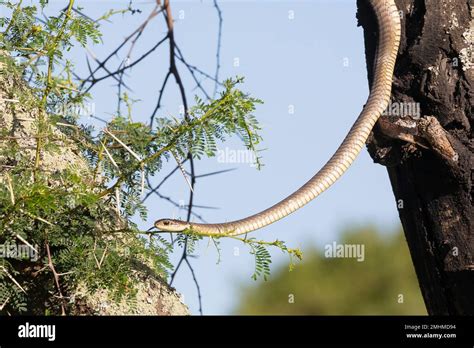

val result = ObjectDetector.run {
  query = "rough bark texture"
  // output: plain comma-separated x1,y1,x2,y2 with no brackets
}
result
357,0,473,315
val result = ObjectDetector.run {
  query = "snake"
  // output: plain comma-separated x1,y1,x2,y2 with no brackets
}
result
155,0,401,236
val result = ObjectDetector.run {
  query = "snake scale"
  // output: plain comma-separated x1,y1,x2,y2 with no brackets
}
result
155,0,401,236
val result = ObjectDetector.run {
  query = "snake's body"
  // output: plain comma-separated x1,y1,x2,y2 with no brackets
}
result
155,0,401,236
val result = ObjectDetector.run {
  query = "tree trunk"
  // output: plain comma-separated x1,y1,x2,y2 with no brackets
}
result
357,0,473,315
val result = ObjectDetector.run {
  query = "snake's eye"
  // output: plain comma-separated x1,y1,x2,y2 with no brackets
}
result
163,220,170,226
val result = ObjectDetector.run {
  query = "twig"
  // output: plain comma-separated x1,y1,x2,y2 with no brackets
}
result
4,173,15,204
15,234,38,254
93,239,108,270
193,167,236,179
171,150,194,193
45,243,66,315
84,45,132,90
101,141,119,169
104,128,141,161
115,187,121,217
23,210,54,226
140,168,145,196
149,70,171,127
0,296,10,311
213,0,223,97
79,4,163,91
0,266,27,294
184,257,203,315
141,164,182,203
82,36,168,92
0,98,19,103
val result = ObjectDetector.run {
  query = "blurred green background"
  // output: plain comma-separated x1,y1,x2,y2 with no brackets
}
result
235,226,427,315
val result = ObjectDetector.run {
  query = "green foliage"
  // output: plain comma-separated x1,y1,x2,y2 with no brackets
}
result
0,0,100,110
235,227,427,315
198,234,301,281
150,77,263,169
251,244,271,281
188,78,263,168
0,263,28,313
237,237,302,281
176,232,203,255
0,0,281,315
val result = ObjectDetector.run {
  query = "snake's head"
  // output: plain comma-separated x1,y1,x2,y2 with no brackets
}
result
154,219,190,232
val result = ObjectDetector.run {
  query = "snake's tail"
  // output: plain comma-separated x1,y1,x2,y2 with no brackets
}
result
174,0,401,236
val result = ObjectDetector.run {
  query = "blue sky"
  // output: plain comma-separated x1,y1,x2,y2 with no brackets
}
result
15,0,401,314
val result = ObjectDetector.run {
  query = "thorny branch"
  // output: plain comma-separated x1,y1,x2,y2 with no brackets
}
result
45,242,66,315
213,0,223,97
73,0,225,315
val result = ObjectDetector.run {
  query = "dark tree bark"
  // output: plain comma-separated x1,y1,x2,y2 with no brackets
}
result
357,0,473,315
